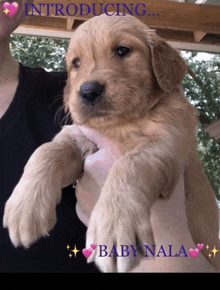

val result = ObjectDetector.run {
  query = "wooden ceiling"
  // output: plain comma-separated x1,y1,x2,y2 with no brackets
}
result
13,0,220,53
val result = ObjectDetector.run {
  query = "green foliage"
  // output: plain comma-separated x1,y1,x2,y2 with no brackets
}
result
181,51,220,199
10,35,69,72
9,35,220,199
197,126,220,199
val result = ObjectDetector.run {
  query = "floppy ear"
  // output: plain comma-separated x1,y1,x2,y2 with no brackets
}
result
146,31,187,93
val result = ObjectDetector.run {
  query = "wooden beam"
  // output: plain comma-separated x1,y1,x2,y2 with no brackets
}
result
169,41,220,53
194,31,207,42
23,15,68,29
13,26,74,39
195,0,208,4
12,0,220,53
155,28,220,44
67,19,75,30
12,25,220,53
30,0,220,34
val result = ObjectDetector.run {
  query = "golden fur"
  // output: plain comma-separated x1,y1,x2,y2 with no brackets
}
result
3,14,220,272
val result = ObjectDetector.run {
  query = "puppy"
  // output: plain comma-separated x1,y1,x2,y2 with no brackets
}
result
3,14,220,272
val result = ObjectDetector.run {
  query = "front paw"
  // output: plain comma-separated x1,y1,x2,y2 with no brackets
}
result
86,190,155,272
3,175,61,248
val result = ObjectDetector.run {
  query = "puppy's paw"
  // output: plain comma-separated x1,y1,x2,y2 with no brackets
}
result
80,138,98,159
86,189,155,272
3,175,61,248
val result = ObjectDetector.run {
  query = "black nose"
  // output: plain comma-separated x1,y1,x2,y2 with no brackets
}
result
80,81,104,106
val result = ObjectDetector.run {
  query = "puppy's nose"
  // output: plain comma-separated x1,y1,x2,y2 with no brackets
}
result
80,81,104,106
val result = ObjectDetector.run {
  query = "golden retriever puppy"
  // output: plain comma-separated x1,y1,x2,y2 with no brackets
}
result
3,14,220,272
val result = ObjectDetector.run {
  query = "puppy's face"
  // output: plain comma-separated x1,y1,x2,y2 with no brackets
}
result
65,14,186,129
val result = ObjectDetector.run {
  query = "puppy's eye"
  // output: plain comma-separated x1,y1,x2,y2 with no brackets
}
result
72,58,80,69
115,47,131,58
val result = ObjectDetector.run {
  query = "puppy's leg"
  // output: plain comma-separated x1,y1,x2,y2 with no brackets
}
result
87,126,187,272
3,124,97,248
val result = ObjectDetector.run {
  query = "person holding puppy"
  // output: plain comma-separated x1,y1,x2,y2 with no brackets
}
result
0,0,103,272
1,1,218,273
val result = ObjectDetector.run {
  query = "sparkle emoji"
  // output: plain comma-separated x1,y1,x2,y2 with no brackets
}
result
3,2,19,18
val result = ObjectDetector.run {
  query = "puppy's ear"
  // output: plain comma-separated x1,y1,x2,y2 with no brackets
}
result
146,31,187,93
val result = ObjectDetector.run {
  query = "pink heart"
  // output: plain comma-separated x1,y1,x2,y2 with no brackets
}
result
189,248,200,259
91,243,97,250
197,244,204,250
82,248,93,259
3,2,19,18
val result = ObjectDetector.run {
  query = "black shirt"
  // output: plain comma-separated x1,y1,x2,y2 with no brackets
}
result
0,63,99,273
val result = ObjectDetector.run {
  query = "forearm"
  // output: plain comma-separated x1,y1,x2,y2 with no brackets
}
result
51,124,98,187
3,126,83,248
24,125,96,189
85,131,185,271
108,130,187,203
52,125,84,188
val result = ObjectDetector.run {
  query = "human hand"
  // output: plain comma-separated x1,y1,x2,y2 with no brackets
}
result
75,127,215,272
75,126,122,227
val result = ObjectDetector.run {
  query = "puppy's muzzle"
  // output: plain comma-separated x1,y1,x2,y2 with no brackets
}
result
80,81,105,106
